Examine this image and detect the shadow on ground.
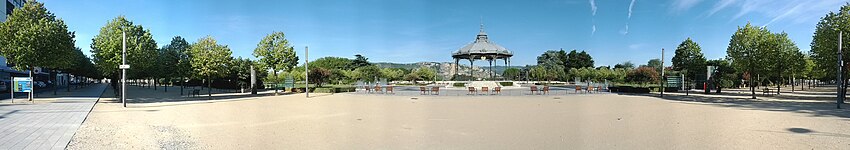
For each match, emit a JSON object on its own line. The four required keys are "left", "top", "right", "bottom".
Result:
{"left": 620, "top": 92, "right": 850, "bottom": 119}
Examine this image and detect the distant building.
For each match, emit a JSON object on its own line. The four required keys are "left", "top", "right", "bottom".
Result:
{"left": 2, "top": 0, "right": 25, "bottom": 22}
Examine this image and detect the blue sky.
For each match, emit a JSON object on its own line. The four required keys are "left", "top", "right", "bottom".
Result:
{"left": 41, "top": 0, "right": 847, "bottom": 67}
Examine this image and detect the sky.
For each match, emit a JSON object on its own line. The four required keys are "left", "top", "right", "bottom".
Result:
{"left": 39, "top": 0, "right": 848, "bottom": 67}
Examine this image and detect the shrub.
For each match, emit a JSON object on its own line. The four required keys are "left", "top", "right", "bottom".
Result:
{"left": 499, "top": 82, "right": 513, "bottom": 86}
{"left": 453, "top": 82, "right": 466, "bottom": 87}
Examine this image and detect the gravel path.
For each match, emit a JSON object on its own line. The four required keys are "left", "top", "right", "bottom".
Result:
{"left": 68, "top": 86, "right": 850, "bottom": 149}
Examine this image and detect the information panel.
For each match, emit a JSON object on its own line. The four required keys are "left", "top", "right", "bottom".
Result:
{"left": 13, "top": 77, "right": 32, "bottom": 93}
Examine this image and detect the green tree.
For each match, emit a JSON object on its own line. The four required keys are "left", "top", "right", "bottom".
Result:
{"left": 614, "top": 61, "right": 635, "bottom": 70}
{"left": 811, "top": 3, "right": 850, "bottom": 98}
{"left": 380, "top": 68, "right": 405, "bottom": 81}
{"left": 230, "top": 57, "right": 254, "bottom": 89}
{"left": 90, "top": 16, "right": 158, "bottom": 95}
{"left": 626, "top": 66, "right": 660, "bottom": 86}
{"left": 309, "top": 67, "right": 331, "bottom": 87}
{"left": 351, "top": 54, "right": 371, "bottom": 69}
{"left": 502, "top": 68, "right": 521, "bottom": 80}
{"left": 309, "top": 57, "right": 353, "bottom": 70}
{"left": 706, "top": 59, "right": 735, "bottom": 93}
{"left": 727, "top": 22, "right": 772, "bottom": 99}
{"left": 566, "top": 50, "right": 594, "bottom": 69}
{"left": 161, "top": 36, "right": 191, "bottom": 94}
{"left": 672, "top": 37, "right": 707, "bottom": 84}
{"left": 189, "top": 36, "right": 233, "bottom": 99}
{"left": 353, "top": 65, "right": 381, "bottom": 82}
{"left": 645, "top": 59, "right": 662, "bottom": 72}
{"left": 253, "top": 31, "right": 298, "bottom": 93}
{"left": 0, "top": 1, "right": 77, "bottom": 97}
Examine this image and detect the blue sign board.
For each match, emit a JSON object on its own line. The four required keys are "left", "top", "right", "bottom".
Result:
{"left": 13, "top": 77, "right": 32, "bottom": 93}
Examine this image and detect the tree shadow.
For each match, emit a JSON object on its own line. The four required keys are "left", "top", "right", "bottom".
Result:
{"left": 620, "top": 93, "right": 850, "bottom": 119}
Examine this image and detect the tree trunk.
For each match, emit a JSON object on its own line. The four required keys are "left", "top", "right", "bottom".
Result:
{"left": 66, "top": 74, "right": 71, "bottom": 92}
{"left": 207, "top": 76, "right": 212, "bottom": 100}
{"left": 53, "top": 70, "right": 57, "bottom": 95}
{"left": 180, "top": 77, "right": 184, "bottom": 95}
{"left": 273, "top": 71, "right": 278, "bottom": 94}
{"left": 164, "top": 77, "right": 168, "bottom": 92}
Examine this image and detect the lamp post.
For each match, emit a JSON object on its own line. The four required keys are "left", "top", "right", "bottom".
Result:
{"left": 305, "top": 46, "right": 309, "bottom": 98}
{"left": 661, "top": 48, "right": 665, "bottom": 97}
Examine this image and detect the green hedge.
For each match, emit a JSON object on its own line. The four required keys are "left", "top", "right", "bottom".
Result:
{"left": 312, "top": 87, "right": 357, "bottom": 93}
{"left": 453, "top": 83, "right": 466, "bottom": 87}
{"left": 498, "top": 82, "right": 513, "bottom": 86}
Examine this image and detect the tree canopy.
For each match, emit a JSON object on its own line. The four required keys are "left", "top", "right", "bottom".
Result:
{"left": 672, "top": 37, "right": 706, "bottom": 80}
{"left": 0, "top": 0, "right": 76, "bottom": 70}
{"left": 91, "top": 16, "right": 158, "bottom": 79}
{"left": 189, "top": 36, "right": 232, "bottom": 79}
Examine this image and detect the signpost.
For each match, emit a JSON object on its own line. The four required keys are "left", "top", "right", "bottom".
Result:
{"left": 121, "top": 30, "right": 128, "bottom": 108}
{"left": 11, "top": 77, "right": 33, "bottom": 103}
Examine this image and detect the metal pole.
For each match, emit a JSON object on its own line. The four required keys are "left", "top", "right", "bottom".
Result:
{"left": 10, "top": 77, "right": 13, "bottom": 103}
{"left": 305, "top": 46, "right": 309, "bottom": 98}
{"left": 29, "top": 69, "right": 32, "bottom": 103}
{"left": 122, "top": 30, "right": 127, "bottom": 107}
{"left": 839, "top": 30, "right": 844, "bottom": 109}
{"left": 661, "top": 48, "right": 665, "bottom": 97}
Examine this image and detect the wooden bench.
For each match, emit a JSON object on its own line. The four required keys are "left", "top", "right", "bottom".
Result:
{"left": 481, "top": 87, "right": 489, "bottom": 95}
{"left": 467, "top": 87, "right": 476, "bottom": 95}
{"left": 575, "top": 86, "right": 583, "bottom": 94}
{"left": 374, "top": 85, "right": 383, "bottom": 94}
{"left": 530, "top": 86, "right": 538, "bottom": 95}
{"left": 385, "top": 86, "right": 394, "bottom": 94}
{"left": 762, "top": 88, "right": 776, "bottom": 96}
{"left": 420, "top": 86, "right": 430, "bottom": 95}
{"left": 431, "top": 87, "right": 440, "bottom": 95}
{"left": 493, "top": 87, "right": 501, "bottom": 95}
{"left": 542, "top": 86, "right": 550, "bottom": 95}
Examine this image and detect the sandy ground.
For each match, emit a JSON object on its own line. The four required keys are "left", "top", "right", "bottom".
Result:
{"left": 68, "top": 86, "right": 850, "bottom": 149}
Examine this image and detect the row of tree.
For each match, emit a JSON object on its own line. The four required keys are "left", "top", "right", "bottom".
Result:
{"left": 0, "top": 1, "right": 101, "bottom": 98}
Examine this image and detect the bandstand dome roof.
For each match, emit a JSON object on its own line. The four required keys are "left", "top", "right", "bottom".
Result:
{"left": 452, "top": 24, "right": 513, "bottom": 59}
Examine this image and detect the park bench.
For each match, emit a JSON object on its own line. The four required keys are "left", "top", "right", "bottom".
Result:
{"left": 374, "top": 85, "right": 383, "bottom": 94}
{"left": 530, "top": 86, "right": 538, "bottom": 95}
{"left": 420, "top": 86, "right": 429, "bottom": 95}
{"left": 493, "top": 87, "right": 501, "bottom": 95}
{"left": 481, "top": 87, "right": 489, "bottom": 95}
{"left": 385, "top": 86, "right": 394, "bottom": 94}
{"left": 588, "top": 86, "right": 595, "bottom": 93}
{"left": 542, "top": 86, "right": 550, "bottom": 95}
{"left": 431, "top": 87, "right": 440, "bottom": 95}
{"left": 575, "top": 86, "right": 583, "bottom": 94}
{"left": 467, "top": 87, "right": 476, "bottom": 95}
{"left": 762, "top": 88, "right": 776, "bottom": 96}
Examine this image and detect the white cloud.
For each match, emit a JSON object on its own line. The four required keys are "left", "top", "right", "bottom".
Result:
{"left": 715, "top": 0, "right": 844, "bottom": 25}
{"left": 589, "top": 0, "right": 597, "bottom": 16}
{"left": 629, "top": 43, "right": 645, "bottom": 50}
{"left": 708, "top": 0, "right": 736, "bottom": 16}
{"left": 628, "top": 0, "right": 636, "bottom": 19}
{"left": 671, "top": 0, "right": 702, "bottom": 12}
{"left": 621, "top": 25, "right": 629, "bottom": 35}
{"left": 591, "top": 25, "right": 596, "bottom": 35}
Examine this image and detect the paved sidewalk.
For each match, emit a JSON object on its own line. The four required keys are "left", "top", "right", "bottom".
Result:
{"left": 0, "top": 84, "right": 106, "bottom": 150}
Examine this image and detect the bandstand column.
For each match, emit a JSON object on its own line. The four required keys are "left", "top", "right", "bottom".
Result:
{"left": 488, "top": 59, "right": 493, "bottom": 80}
{"left": 469, "top": 59, "right": 474, "bottom": 81}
